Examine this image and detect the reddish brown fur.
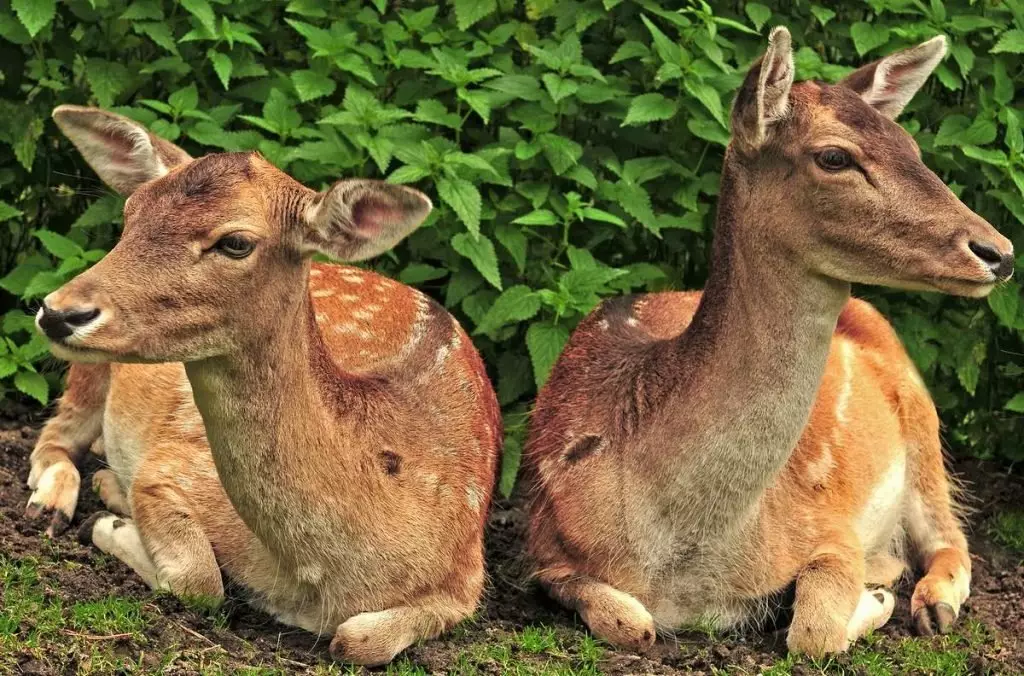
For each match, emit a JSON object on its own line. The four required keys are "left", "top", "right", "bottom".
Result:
{"left": 29, "top": 107, "right": 500, "bottom": 666}
{"left": 523, "top": 30, "right": 1009, "bottom": 656}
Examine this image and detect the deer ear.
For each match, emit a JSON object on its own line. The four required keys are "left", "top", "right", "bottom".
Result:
{"left": 53, "top": 105, "right": 192, "bottom": 195}
{"left": 731, "top": 26, "right": 794, "bottom": 151}
{"left": 839, "top": 36, "right": 947, "bottom": 120}
{"left": 302, "top": 180, "right": 432, "bottom": 262}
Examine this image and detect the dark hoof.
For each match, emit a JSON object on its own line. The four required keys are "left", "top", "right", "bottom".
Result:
{"left": 77, "top": 511, "right": 113, "bottom": 546}
{"left": 914, "top": 602, "right": 957, "bottom": 636}
{"left": 24, "top": 502, "right": 72, "bottom": 537}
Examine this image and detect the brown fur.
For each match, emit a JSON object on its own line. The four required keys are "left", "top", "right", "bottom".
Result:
{"left": 523, "top": 30, "right": 1011, "bottom": 657}
{"left": 29, "top": 107, "right": 501, "bottom": 666}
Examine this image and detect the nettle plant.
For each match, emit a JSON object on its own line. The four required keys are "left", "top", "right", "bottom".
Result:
{"left": 1, "top": 0, "right": 1023, "bottom": 484}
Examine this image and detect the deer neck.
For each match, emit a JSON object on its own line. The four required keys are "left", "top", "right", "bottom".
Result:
{"left": 183, "top": 264, "right": 359, "bottom": 545}
{"left": 659, "top": 159, "right": 850, "bottom": 534}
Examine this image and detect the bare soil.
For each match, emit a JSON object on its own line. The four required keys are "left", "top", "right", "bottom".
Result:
{"left": 2, "top": 404, "right": 1022, "bottom": 675}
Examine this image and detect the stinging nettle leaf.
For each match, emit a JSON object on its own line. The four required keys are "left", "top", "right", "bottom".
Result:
{"left": 622, "top": 93, "right": 678, "bottom": 127}
{"left": 526, "top": 322, "right": 569, "bottom": 388}
{"left": 12, "top": 0, "right": 55, "bottom": 38}
{"left": 437, "top": 177, "right": 482, "bottom": 236}
{"left": 452, "top": 232, "right": 502, "bottom": 290}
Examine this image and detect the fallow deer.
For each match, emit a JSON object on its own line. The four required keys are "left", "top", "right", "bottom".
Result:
{"left": 27, "top": 105, "right": 501, "bottom": 665}
{"left": 524, "top": 29, "right": 1014, "bottom": 656}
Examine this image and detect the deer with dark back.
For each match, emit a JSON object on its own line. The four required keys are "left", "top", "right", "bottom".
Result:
{"left": 524, "top": 28, "right": 1014, "bottom": 656}
{"left": 28, "top": 106, "right": 501, "bottom": 666}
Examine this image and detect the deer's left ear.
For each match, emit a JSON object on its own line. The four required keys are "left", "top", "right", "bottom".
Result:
{"left": 730, "top": 26, "right": 795, "bottom": 152}
{"left": 302, "top": 180, "right": 432, "bottom": 262}
{"left": 839, "top": 35, "right": 947, "bottom": 120}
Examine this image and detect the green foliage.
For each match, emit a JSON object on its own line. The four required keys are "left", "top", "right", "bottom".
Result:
{"left": 1, "top": 0, "right": 1023, "bottom": 485}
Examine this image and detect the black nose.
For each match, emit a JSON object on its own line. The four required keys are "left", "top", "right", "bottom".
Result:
{"left": 968, "top": 241, "right": 1015, "bottom": 281}
{"left": 38, "top": 304, "right": 100, "bottom": 341}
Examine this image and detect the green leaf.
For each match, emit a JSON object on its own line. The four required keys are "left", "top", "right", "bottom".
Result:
{"left": 610, "top": 41, "right": 650, "bottom": 64}
{"left": 495, "top": 223, "right": 528, "bottom": 273}
{"left": 622, "top": 93, "right": 678, "bottom": 127}
{"left": 476, "top": 285, "right": 541, "bottom": 334}
{"left": 36, "top": 231, "right": 84, "bottom": 261}
{"left": 291, "top": 70, "right": 337, "bottom": 102}
{"left": 810, "top": 5, "right": 836, "bottom": 25}
{"left": 988, "top": 281, "right": 1020, "bottom": 329}
{"left": 684, "top": 80, "right": 726, "bottom": 128}
{"left": 513, "top": 209, "right": 559, "bottom": 226}
{"left": 499, "top": 436, "right": 522, "bottom": 498}
{"left": 688, "top": 117, "right": 730, "bottom": 146}
{"left": 1005, "top": 392, "right": 1024, "bottom": 413}
{"left": 0, "top": 201, "right": 23, "bottom": 222}
{"left": 452, "top": 232, "right": 502, "bottom": 290}
{"left": 169, "top": 85, "right": 199, "bottom": 113}
{"left": 581, "top": 207, "right": 626, "bottom": 228}
{"left": 850, "top": 22, "right": 890, "bottom": 56}
{"left": 526, "top": 321, "right": 569, "bottom": 388}
{"left": 992, "top": 29, "right": 1024, "bottom": 54}
{"left": 437, "top": 177, "right": 482, "bottom": 236}
{"left": 542, "top": 74, "right": 578, "bottom": 103}
{"left": 209, "top": 51, "right": 233, "bottom": 89}
{"left": 744, "top": 3, "right": 771, "bottom": 31}
{"left": 72, "top": 195, "right": 124, "bottom": 229}
{"left": 14, "top": 370, "right": 48, "bottom": 405}
{"left": 86, "top": 59, "right": 131, "bottom": 108}
{"left": 134, "top": 21, "right": 179, "bottom": 55}
{"left": 538, "top": 133, "right": 583, "bottom": 174}
{"left": 399, "top": 263, "right": 447, "bottom": 285}
{"left": 181, "top": 0, "right": 218, "bottom": 35}
{"left": 12, "top": 0, "right": 55, "bottom": 38}
{"left": 454, "top": 0, "right": 496, "bottom": 31}
{"left": 992, "top": 59, "right": 1013, "bottom": 105}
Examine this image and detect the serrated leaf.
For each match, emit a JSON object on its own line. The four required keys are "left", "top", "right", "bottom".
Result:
{"left": 12, "top": 0, "right": 55, "bottom": 38}
{"left": 513, "top": 209, "right": 559, "bottom": 226}
{"left": 527, "top": 322, "right": 569, "bottom": 388}
{"left": 399, "top": 263, "right": 447, "bottom": 285}
{"left": 437, "top": 177, "right": 482, "bottom": 236}
{"left": 181, "top": 0, "right": 218, "bottom": 35}
{"left": 684, "top": 79, "right": 726, "bottom": 128}
{"left": 36, "top": 231, "right": 84, "bottom": 260}
{"left": 452, "top": 232, "right": 502, "bottom": 290}
{"left": 209, "top": 51, "right": 233, "bottom": 89}
{"left": 0, "top": 201, "right": 23, "bottom": 222}
{"left": 610, "top": 41, "right": 650, "bottom": 64}
{"left": 72, "top": 195, "right": 124, "bottom": 229}
{"left": 538, "top": 133, "right": 582, "bottom": 174}
{"left": 291, "top": 69, "right": 337, "bottom": 102}
{"left": 988, "top": 281, "right": 1020, "bottom": 329}
{"left": 542, "top": 74, "right": 578, "bottom": 103}
{"left": 476, "top": 285, "right": 541, "bottom": 334}
{"left": 850, "top": 22, "right": 890, "bottom": 56}
{"left": 454, "top": 0, "right": 496, "bottom": 31}
{"left": 499, "top": 436, "right": 522, "bottom": 498}
{"left": 86, "top": 59, "right": 130, "bottom": 108}
{"left": 15, "top": 370, "right": 48, "bottom": 405}
{"left": 495, "top": 223, "right": 528, "bottom": 273}
{"left": 992, "top": 29, "right": 1024, "bottom": 54}
{"left": 622, "top": 93, "right": 678, "bottom": 127}
{"left": 581, "top": 207, "right": 626, "bottom": 228}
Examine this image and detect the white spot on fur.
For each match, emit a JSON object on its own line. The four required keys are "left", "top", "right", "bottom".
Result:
{"left": 315, "top": 313, "right": 327, "bottom": 323}
{"left": 466, "top": 483, "right": 484, "bottom": 513}
{"left": 341, "top": 274, "right": 365, "bottom": 285}
{"left": 312, "top": 288, "right": 334, "bottom": 298}
{"left": 804, "top": 441, "right": 835, "bottom": 486}
{"left": 310, "top": 268, "right": 322, "bottom": 277}
{"left": 856, "top": 453, "right": 907, "bottom": 553}
{"left": 835, "top": 340, "right": 854, "bottom": 426}
{"left": 626, "top": 316, "right": 639, "bottom": 327}
{"left": 352, "top": 310, "right": 374, "bottom": 321}
{"left": 334, "top": 322, "right": 374, "bottom": 340}
{"left": 364, "top": 303, "right": 383, "bottom": 313}
{"left": 338, "top": 293, "right": 360, "bottom": 303}
{"left": 598, "top": 319, "right": 610, "bottom": 331}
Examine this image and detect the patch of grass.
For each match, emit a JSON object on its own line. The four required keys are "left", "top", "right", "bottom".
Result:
{"left": 988, "top": 510, "right": 1024, "bottom": 553}
{"left": 70, "top": 595, "right": 147, "bottom": 636}
{"left": 516, "top": 624, "right": 560, "bottom": 654}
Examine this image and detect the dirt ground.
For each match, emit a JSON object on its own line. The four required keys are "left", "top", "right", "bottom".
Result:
{"left": 2, "top": 404, "right": 1023, "bottom": 675}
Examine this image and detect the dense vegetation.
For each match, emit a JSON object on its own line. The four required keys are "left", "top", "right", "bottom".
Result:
{"left": 1, "top": 0, "right": 1022, "bottom": 491}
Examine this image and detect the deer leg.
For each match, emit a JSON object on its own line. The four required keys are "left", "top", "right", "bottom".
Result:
{"left": 26, "top": 363, "right": 109, "bottom": 536}
{"left": 78, "top": 512, "right": 162, "bottom": 589}
{"left": 91, "top": 469, "right": 131, "bottom": 516}
{"left": 329, "top": 595, "right": 475, "bottom": 667}
{"left": 129, "top": 479, "right": 224, "bottom": 602}
{"left": 787, "top": 536, "right": 892, "bottom": 656}
{"left": 541, "top": 573, "right": 655, "bottom": 652}
{"left": 902, "top": 390, "right": 970, "bottom": 635}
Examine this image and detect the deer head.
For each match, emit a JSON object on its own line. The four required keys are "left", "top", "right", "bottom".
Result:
{"left": 37, "top": 106, "right": 431, "bottom": 362}
{"left": 728, "top": 27, "right": 1013, "bottom": 297}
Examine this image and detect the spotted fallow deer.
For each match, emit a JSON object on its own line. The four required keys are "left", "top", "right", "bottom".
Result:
{"left": 27, "top": 105, "right": 501, "bottom": 665}
{"left": 524, "top": 29, "right": 1014, "bottom": 656}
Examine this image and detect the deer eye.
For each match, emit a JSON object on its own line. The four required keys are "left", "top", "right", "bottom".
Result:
{"left": 815, "top": 147, "right": 854, "bottom": 172}
{"left": 213, "top": 234, "right": 255, "bottom": 259}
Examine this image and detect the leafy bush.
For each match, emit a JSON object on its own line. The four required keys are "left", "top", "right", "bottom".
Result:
{"left": 1, "top": 0, "right": 1022, "bottom": 490}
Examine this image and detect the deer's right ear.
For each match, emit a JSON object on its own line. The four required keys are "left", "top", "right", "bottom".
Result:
{"left": 730, "top": 26, "right": 794, "bottom": 152}
{"left": 52, "top": 105, "right": 192, "bottom": 195}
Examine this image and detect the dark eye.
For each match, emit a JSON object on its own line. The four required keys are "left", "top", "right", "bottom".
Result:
{"left": 815, "top": 147, "right": 854, "bottom": 172}
{"left": 213, "top": 234, "right": 255, "bottom": 259}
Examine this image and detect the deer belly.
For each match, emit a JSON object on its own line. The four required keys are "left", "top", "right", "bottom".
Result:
{"left": 855, "top": 452, "right": 908, "bottom": 556}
